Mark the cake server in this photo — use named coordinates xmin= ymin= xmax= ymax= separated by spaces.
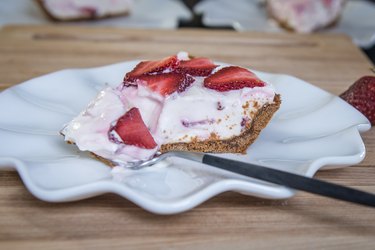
xmin=124 ymin=151 xmax=375 ymax=207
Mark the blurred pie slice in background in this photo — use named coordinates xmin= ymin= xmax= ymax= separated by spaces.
xmin=267 ymin=0 xmax=346 ymax=33
xmin=36 ymin=0 xmax=134 ymax=21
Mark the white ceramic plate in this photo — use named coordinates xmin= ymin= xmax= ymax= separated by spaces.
xmin=194 ymin=0 xmax=375 ymax=48
xmin=0 ymin=61 xmax=371 ymax=214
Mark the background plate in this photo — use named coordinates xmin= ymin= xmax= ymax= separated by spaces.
xmin=0 ymin=61 xmax=371 ymax=214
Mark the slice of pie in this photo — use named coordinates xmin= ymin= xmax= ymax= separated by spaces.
xmin=267 ymin=0 xmax=345 ymax=33
xmin=36 ymin=0 xmax=133 ymax=21
xmin=61 ymin=52 xmax=281 ymax=166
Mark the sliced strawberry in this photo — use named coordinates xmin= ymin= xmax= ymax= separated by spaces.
xmin=176 ymin=57 xmax=218 ymax=76
xmin=178 ymin=74 xmax=195 ymax=93
xmin=137 ymin=73 xmax=186 ymax=96
xmin=125 ymin=55 xmax=178 ymax=81
xmin=340 ymin=76 xmax=375 ymax=125
xmin=111 ymin=107 xmax=157 ymax=149
xmin=203 ymin=66 xmax=265 ymax=92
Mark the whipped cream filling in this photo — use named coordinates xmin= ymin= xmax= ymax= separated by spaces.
xmin=62 ymin=87 xmax=158 ymax=163
xmin=62 ymin=64 xmax=276 ymax=164
xmin=158 ymin=76 xmax=275 ymax=143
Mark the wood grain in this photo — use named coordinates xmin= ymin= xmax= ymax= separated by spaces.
xmin=0 ymin=25 xmax=374 ymax=250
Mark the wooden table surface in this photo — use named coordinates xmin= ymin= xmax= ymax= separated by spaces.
xmin=0 ymin=25 xmax=374 ymax=250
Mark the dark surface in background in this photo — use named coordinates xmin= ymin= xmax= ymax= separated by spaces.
xmin=364 ymin=47 xmax=375 ymax=64
xmin=179 ymin=0 xmax=375 ymax=64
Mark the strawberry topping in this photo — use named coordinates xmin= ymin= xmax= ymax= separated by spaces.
xmin=125 ymin=55 xmax=178 ymax=81
xmin=178 ymin=74 xmax=195 ymax=93
xmin=203 ymin=66 xmax=265 ymax=92
xmin=110 ymin=107 xmax=157 ymax=149
xmin=340 ymin=76 xmax=375 ymax=125
xmin=177 ymin=57 xmax=218 ymax=76
xmin=137 ymin=73 xmax=187 ymax=96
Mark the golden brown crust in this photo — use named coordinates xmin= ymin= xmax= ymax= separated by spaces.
xmin=91 ymin=153 xmax=117 ymax=167
xmin=160 ymin=94 xmax=281 ymax=154
xmin=35 ymin=0 xmax=130 ymax=22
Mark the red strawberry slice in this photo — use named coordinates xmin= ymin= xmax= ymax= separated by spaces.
xmin=137 ymin=73 xmax=188 ymax=96
xmin=178 ymin=74 xmax=195 ymax=93
xmin=177 ymin=57 xmax=218 ymax=76
xmin=340 ymin=76 xmax=375 ymax=125
xmin=111 ymin=107 xmax=157 ymax=149
xmin=203 ymin=66 xmax=265 ymax=92
xmin=125 ymin=55 xmax=178 ymax=81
